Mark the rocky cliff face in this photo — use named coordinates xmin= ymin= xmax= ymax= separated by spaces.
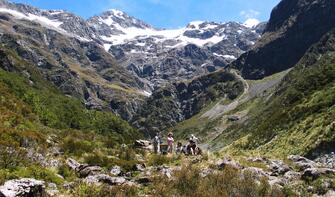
xmin=132 ymin=71 xmax=244 ymax=136
xmin=231 ymin=0 xmax=335 ymax=79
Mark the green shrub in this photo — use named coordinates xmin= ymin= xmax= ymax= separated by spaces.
xmin=61 ymin=136 xmax=95 ymax=156
xmin=151 ymin=164 xmax=286 ymax=197
xmin=71 ymin=183 xmax=138 ymax=197
xmin=0 ymin=166 xmax=63 ymax=185
xmin=147 ymin=154 xmax=174 ymax=166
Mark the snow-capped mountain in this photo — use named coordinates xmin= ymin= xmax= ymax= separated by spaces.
xmin=86 ymin=10 xmax=265 ymax=88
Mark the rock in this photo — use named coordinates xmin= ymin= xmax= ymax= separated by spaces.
xmin=160 ymin=168 xmax=172 ymax=179
xmin=242 ymin=167 xmax=269 ymax=180
xmin=199 ymin=168 xmax=215 ymax=178
xmin=134 ymin=140 xmax=152 ymax=150
xmin=66 ymin=158 xmax=103 ymax=178
xmin=66 ymin=158 xmax=81 ymax=170
xmin=0 ymin=178 xmax=45 ymax=197
xmin=77 ymin=166 xmax=103 ymax=178
xmin=46 ymin=189 xmax=59 ymax=197
xmin=314 ymin=153 xmax=335 ymax=169
xmin=110 ymin=166 xmax=122 ymax=176
xmin=228 ymin=116 xmax=240 ymax=122
xmin=84 ymin=174 xmax=127 ymax=186
xmin=268 ymin=176 xmax=288 ymax=187
xmin=283 ymin=171 xmax=302 ymax=182
xmin=133 ymin=163 xmax=146 ymax=172
xmin=302 ymin=168 xmax=335 ymax=180
xmin=217 ymin=158 xmax=243 ymax=170
xmin=288 ymin=155 xmax=316 ymax=171
xmin=268 ymin=160 xmax=291 ymax=176
xmin=247 ymin=157 xmax=268 ymax=163
xmin=135 ymin=177 xmax=152 ymax=185
xmin=63 ymin=182 xmax=75 ymax=190
xmin=324 ymin=190 xmax=335 ymax=197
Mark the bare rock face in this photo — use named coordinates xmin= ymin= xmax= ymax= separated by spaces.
xmin=0 ymin=178 xmax=45 ymax=197
xmin=232 ymin=0 xmax=335 ymax=79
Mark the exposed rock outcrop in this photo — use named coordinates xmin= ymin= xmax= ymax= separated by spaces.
xmin=0 ymin=179 xmax=45 ymax=197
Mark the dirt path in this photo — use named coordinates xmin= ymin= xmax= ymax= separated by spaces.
xmin=201 ymin=70 xmax=249 ymax=120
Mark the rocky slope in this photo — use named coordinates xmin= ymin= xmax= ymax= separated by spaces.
xmin=132 ymin=70 xmax=244 ymax=136
xmin=231 ymin=0 xmax=335 ymax=79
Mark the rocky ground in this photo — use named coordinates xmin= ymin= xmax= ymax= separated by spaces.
xmin=1 ymin=139 xmax=334 ymax=197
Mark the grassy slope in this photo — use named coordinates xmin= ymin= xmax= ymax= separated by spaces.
xmin=0 ymin=47 xmax=143 ymax=185
xmin=172 ymin=70 xmax=288 ymax=147
xmin=220 ymin=31 xmax=335 ymax=158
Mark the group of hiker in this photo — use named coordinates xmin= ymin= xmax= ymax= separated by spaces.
xmin=152 ymin=132 xmax=201 ymax=155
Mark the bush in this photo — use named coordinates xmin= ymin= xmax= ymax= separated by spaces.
xmin=0 ymin=165 xmax=64 ymax=185
xmin=61 ymin=136 xmax=95 ymax=156
xmin=151 ymin=164 xmax=286 ymax=197
xmin=71 ymin=183 xmax=138 ymax=197
xmin=84 ymin=151 xmax=138 ymax=172
xmin=147 ymin=154 xmax=174 ymax=166
xmin=0 ymin=145 xmax=27 ymax=169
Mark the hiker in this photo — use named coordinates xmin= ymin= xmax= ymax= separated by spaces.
xmin=152 ymin=132 xmax=161 ymax=154
xmin=187 ymin=134 xmax=199 ymax=155
xmin=167 ymin=132 xmax=174 ymax=153
xmin=176 ymin=142 xmax=183 ymax=154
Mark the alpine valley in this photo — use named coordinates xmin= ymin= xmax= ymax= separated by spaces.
xmin=0 ymin=0 xmax=334 ymax=196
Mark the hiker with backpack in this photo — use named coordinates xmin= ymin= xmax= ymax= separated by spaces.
xmin=187 ymin=134 xmax=199 ymax=155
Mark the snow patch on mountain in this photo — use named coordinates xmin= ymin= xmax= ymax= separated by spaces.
xmin=243 ymin=18 xmax=260 ymax=28
xmin=0 ymin=8 xmax=63 ymax=28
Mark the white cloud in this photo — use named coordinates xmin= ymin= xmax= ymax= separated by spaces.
xmin=240 ymin=9 xmax=260 ymax=19
xmin=243 ymin=18 xmax=260 ymax=28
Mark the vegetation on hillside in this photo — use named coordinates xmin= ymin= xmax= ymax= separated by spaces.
xmin=218 ymin=30 xmax=335 ymax=157
xmin=0 ymin=47 xmax=142 ymax=186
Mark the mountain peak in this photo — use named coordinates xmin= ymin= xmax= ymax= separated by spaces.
xmin=243 ymin=18 xmax=260 ymax=28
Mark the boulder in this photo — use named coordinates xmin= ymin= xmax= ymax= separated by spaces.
xmin=0 ymin=178 xmax=45 ymax=197
xmin=324 ymin=190 xmax=335 ymax=197
xmin=84 ymin=174 xmax=127 ymax=186
xmin=302 ymin=168 xmax=335 ymax=180
xmin=134 ymin=140 xmax=152 ymax=150
xmin=66 ymin=158 xmax=103 ymax=178
xmin=288 ymin=155 xmax=316 ymax=171
xmin=242 ymin=167 xmax=269 ymax=181
xmin=77 ymin=166 xmax=103 ymax=178
xmin=110 ymin=166 xmax=122 ymax=176
xmin=283 ymin=171 xmax=302 ymax=182
xmin=66 ymin=158 xmax=81 ymax=170
xmin=268 ymin=160 xmax=291 ymax=176
xmin=217 ymin=158 xmax=243 ymax=170
xmin=133 ymin=163 xmax=146 ymax=172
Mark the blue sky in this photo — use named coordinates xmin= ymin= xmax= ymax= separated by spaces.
xmin=11 ymin=0 xmax=281 ymax=28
